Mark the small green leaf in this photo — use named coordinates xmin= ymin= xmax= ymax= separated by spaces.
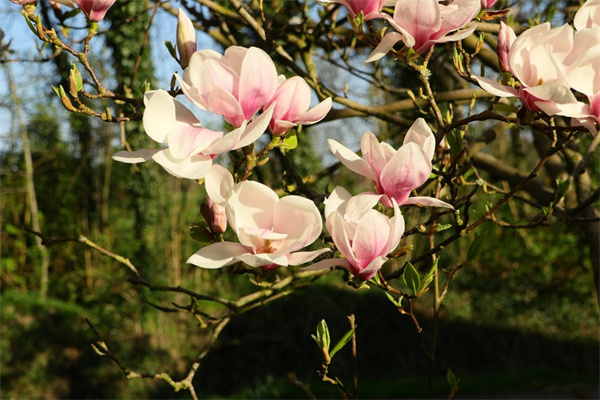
xmin=555 ymin=177 xmax=570 ymax=202
xmin=164 ymin=40 xmax=178 ymax=60
xmin=330 ymin=326 xmax=356 ymax=359
xmin=447 ymin=368 xmax=458 ymax=387
xmin=447 ymin=130 xmax=463 ymax=157
xmin=402 ymin=262 xmax=420 ymax=297
xmin=467 ymin=233 xmax=486 ymax=262
xmin=189 ymin=225 xmax=214 ymax=243
xmin=316 ymin=319 xmax=330 ymax=352
xmin=51 ymin=85 xmax=61 ymax=98
xmin=279 ymin=130 xmax=298 ymax=151
xmin=418 ymin=259 xmax=438 ymax=295
xmin=70 ymin=63 xmax=83 ymax=92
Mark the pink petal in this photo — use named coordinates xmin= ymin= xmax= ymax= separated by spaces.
xmin=391 ymin=0 xmax=441 ymax=50
xmin=361 ymin=132 xmax=390 ymax=179
xmin=292 ymin=97 xmax=333 ymax=125
xmin=272 ymin=195 xmax=322 ymax=251
xmin=352 ymin=209 xmax=391 ymax=269
xmin=364 ymin=32 xmax=404 ymax=64
xmin=328 ymin=139 xmax=378 ymax=181
xmin=356 ymin=255 xmax=388 ymax=281
xmin=380 ymin=142 xmax=432 ymax=205
xmin=187 ymin=241 xmax=249 ymax=269
xmin=207 ymin=85 xmax=245 ymax=127
xmin=168 ymin=126 xmax=223 ymax=159
xmin=238 ymin=47 xmax=278 ymax=119
xmin=328 ymin=211 xmax=359 ymax=266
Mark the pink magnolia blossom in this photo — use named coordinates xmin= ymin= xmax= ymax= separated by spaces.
xmin=266 ymin=76 xmax=332 ymax=136
xmin=72 ymin=0 xmax=116 ymax=22
xmin=112 ymin=90 xmax=275 ymax=179
xmin=328 ymin=119 xmax=454 ymax=209
xmin=480 ymin=0 xmax=498 ymax=8
xmin=473 ymin=23 xmax=577 ymax=112
xmin=304 ymin=186 xmax=404 ymax=281
xmin=318 ymin=0 xmax=387 ymax=21
xmin=475 ymin=9 xmax=600 ymax=133
xmin=187 ymin=165 xmax=329 ymax=270
xmin=176 ymin=46 xmax=280 ymax=127
xmin=365 ymin=0 xmax=480 ymax=61
xmin=177 ymin=8 xmax=196 ymax=69
xmin=9 ymin=0 xmax=36 ymax=5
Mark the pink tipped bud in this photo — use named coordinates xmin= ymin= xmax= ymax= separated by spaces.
xmin=74 ymin=0 xmax=116 ymax=22
xmin=177 ymin=8 xmax=197 ymax=69
xmin=480 ymin=0 xmax=498 ymax=8
xmin=497 ymin=21 xmax=516 ymax=72
xmin=207 ymin=198 xmax=227 ymax=235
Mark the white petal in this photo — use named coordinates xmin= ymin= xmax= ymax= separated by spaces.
xmin=286 ymin=248 xmax=331 ymax=266
xmin=112 ymin=148 xmax=161 ymax=163
xmin=152 ymin=149 xmax=213 ymax=179
xmin=187 ymin=241 xmax=248 ymax=269
xmin=205 ymin=164 xmax=235 ymax=206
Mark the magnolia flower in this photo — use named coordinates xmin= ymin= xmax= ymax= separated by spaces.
xmin=328 ymin=119 xmax=453 ymax=209
xmin=177 ymin=8 xmax=196 ymax=69
xmin=305 ymin=187 xmax=404 ymax=281
xmin=266 ymin=76 xmax=332 ymax=136
xmin=72 ymin=0 xmax=116 ymax=22
xmin=187 ymin=165 xmax=329 ymax=270
xmin=9 ymin=0 xmax=36 ymax=4
xmin=365 ymin=0 xmax=480 ymax=61
xmin=112 ymin=90 xmax=275 ymax=179
xmin=474 ymin=23 xmax=577 ymax=112
xmin=537 ymin=26 xmax=600 ymax=133
xmin=475 ymin=10 xmax=600 ymax=133
xmin=318 ymin=0 xmax=387 ymax=21
xmin=177 ymin=46 xmax=280 ymax=128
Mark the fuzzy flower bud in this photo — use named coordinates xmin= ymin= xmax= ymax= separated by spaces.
xmin=177 ymin=8 xmax=197 ymax=69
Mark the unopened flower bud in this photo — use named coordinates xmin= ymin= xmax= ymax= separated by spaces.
xmin=177 ymin=8 xmax=196 ymax=69
xmin=497 ymin=22 xmax=516 ymax=72
xmin=207 ymin=198 xmax=227 ymax=235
